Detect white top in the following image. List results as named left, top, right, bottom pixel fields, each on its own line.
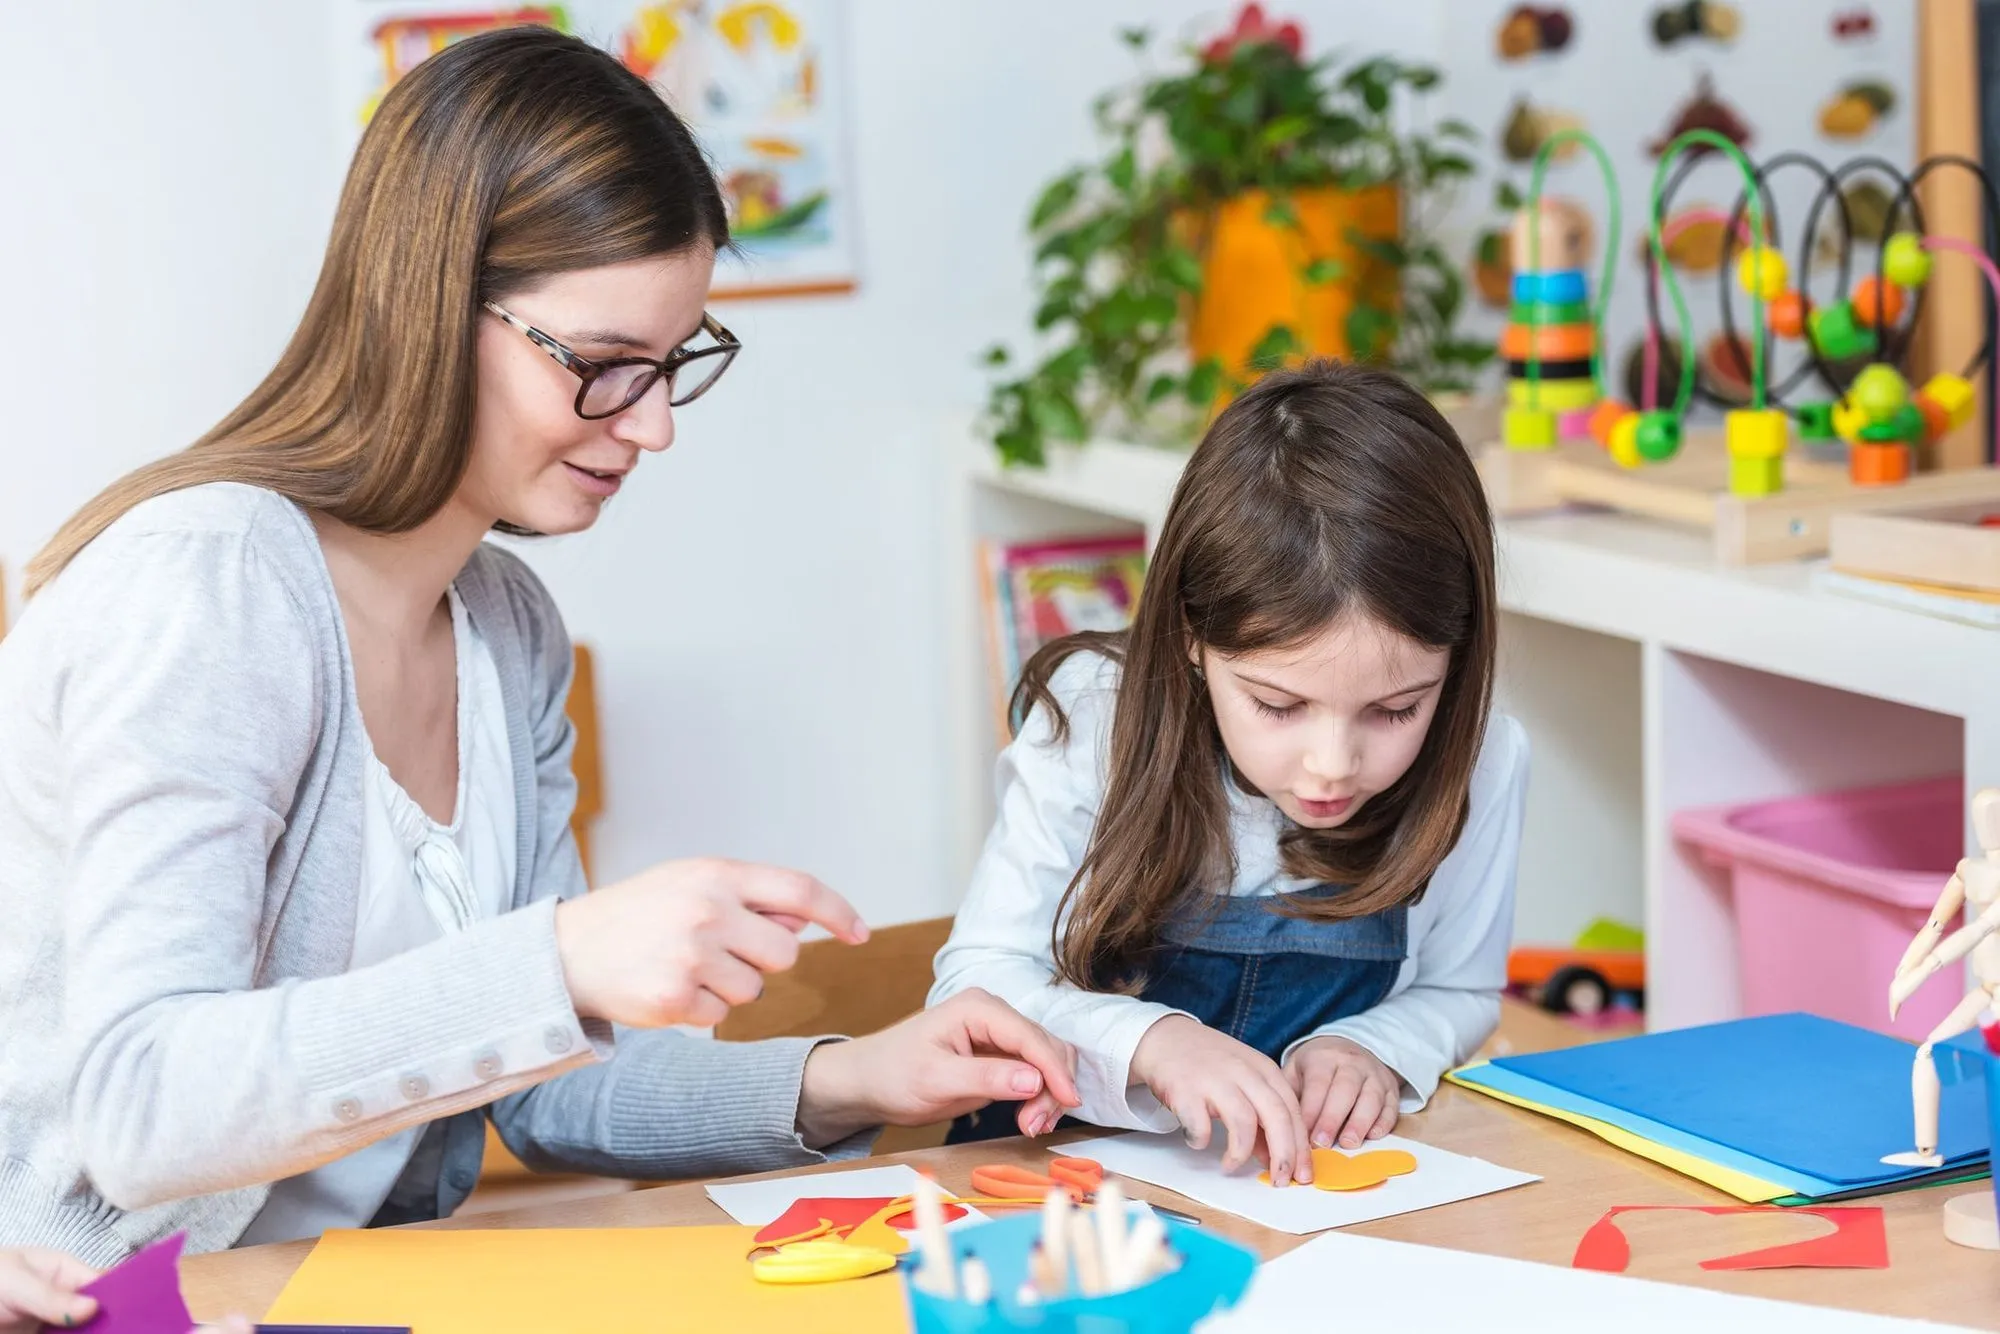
left=239, top=588, right=517, bottom=1245
left=929, top=651, right=1530, bottom=1132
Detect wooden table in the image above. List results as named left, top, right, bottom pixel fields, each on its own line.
left=181, top=1081, right=2000, bottom=1329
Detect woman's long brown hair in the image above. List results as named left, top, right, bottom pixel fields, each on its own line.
left=1015, top=360, right=1498, bottom=992
left=27, top=26, right=726, bottom=595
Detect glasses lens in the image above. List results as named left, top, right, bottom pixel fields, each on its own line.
left=669, top=348, right=735, bottom=406
left=580, top=363, right=659, bottom=418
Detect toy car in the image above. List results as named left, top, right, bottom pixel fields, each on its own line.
left=1507, top=945, right=1646, bottom=1015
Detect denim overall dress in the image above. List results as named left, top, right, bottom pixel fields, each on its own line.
left=947, top=883, right=1408, bottom=1143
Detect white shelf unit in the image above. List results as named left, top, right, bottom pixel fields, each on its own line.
left=948, top=433, right=1994, bottom=1031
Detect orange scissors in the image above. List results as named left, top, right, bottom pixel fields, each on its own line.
left=969, top=1156, right=1106, bottom=1205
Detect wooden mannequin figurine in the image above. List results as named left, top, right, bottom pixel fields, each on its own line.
left=1883, top=786, right=2000, bottom=1168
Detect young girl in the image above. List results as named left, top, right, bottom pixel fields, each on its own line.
left=933, top=360, right=1528, bottom=1187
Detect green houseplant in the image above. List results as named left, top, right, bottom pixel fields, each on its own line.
left=982, top=5, right=1491, bottom=468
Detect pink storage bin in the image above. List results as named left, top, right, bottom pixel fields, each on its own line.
left=1671, top=776, right=1967, bottom=1043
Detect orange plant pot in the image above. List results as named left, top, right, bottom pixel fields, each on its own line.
left=1184, top=184, right=1402, bottom=404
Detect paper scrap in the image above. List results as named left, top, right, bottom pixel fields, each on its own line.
left=707, top=1163, right=984, bottom=1229
left=1198, top=1230, right=1954, bottom=1333
left=1064, top=1132, right=1537, bottom=1235
left=262, top=1226, right=905, bottom=1333
left=1572, top=1205, right=1889, bottom=1273
left=752, top=1195, right=968, bottom=1247
left=75, top=1233, right=193, bottom=1334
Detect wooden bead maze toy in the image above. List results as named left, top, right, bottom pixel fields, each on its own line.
left=1479, top=134, right=2000, bottom=564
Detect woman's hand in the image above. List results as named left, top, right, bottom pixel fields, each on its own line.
left=1129, top=1016, right=1311, bottom=1185
left=1283, top=1034, right=1402, bottom=1150
left=0, top=1246, right=253, bottom=1334
left=554, top=857, right=868, bottom=1028
left=796, top=990, right=1081, bottom=1146
left=0, top=1247, right=95, bottom=1334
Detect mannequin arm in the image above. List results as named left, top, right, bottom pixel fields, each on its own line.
left=1895, top=869, right=1967, bottom=979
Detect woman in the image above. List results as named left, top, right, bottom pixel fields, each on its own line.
left=0, top=26, right=1076, bottom=1265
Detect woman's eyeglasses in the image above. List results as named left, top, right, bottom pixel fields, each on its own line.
left=483, top=301, right=741, bottom=420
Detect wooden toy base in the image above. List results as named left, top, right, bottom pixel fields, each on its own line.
left=1478, top=434, right=2000, bottom=565
left=1830, top=500, right=2000, bottom=593
left=1941, top=1192, right=1999, bottom=1250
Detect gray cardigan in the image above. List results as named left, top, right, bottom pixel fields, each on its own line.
left=0, top=483, right=857, bottom=1266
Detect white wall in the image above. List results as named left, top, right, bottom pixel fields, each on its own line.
left=1, top=2, right=1439, bottom=927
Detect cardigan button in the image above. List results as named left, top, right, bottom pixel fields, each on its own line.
left=400, top=1074, right=431, bottom=1101
left=332, top=1097, right=362, bottom=1123
left=473, top=1050, right=503, bottom=1080
left=545, top=1026, right=574, bottom=1055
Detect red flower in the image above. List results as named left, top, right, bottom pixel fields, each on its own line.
left=1202, top=3, right=1305, bottom=64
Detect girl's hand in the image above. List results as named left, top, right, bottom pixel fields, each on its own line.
left=1129, top=1016, right=1312, bottom=1185
left=555, top=857, right=868, bottom=1028
left=1284, top=1034, right=1402, bottom=1150
left=0, top=1247, right=96, bottom=1333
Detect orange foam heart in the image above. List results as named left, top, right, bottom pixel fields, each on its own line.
left=1260, top=1146, right=1419, bottom=1191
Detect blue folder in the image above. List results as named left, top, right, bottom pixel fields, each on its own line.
left=1489, top=1012, right=1989, bottom=1186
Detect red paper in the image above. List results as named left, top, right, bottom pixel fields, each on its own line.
left=1571, top=1205, right=1888, bottom=1273
left=752, top=1196, right=967, bottom=1246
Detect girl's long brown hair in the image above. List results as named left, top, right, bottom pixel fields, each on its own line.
left=27, top=26, right=726, bottom=595
left=1016, top=360, right=1498, bottom=992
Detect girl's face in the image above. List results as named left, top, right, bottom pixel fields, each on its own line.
left=1199, top=611, right=1450, bottom=830
left=458, top=248, right=716, bottom=536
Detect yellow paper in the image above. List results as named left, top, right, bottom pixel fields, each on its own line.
left=1442, top=1068, right=1789, bottom=1203
left=262, top=1225, right=911, bottom=1334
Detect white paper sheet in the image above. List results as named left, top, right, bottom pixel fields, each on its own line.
left=1196, top=1232, right=1976, bottom=1332
left=1063, top=1131, right=1539, bottom=1234
left=704, top=1164, right=986, bottom=1228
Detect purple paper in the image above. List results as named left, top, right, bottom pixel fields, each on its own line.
left=75, top=1233, right=194, bottom=1334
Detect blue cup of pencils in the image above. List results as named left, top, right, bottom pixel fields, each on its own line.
left=899, top=1179, right=1257, bottom=1334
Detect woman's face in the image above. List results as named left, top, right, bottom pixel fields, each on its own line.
left=461, top=248, right=717, bottom=535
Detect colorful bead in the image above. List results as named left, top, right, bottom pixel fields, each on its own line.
left=1919, top=372, right=1975, bottom=430
left=1634, top=411, right=1682, bottom=462
left=1727, top=407, right=1789, bottom=496
left=1726, top=407, right=1790, bottom=461
left=1795, top=401, right=1837, bottom=440
left=1882, top=232, right=1932, bottom=288
left=1504, top=406, right=1558, bottom=450
left=1856, top=402, right=1924, bottom=444
left=1507, top=377, right=1599, bottom=411
left=1913, top=392, right=1950, bottom=444
left=1558, top=407, right=1595, bottom=440
left=1588, top=399, right=1634, bottom=446
left=1852, top=275, right=1906, bottom=329
left=1512, top=270, right=1588, bottom=305
left=1768, top=290, right=1810, bottom=340
left=1736, top=246, right=1788, bottom=301
left=1850, top=441, right=1912, bottom=486
left=1808, top=302, right=1878, bottom=361
left=1831, top=397, right=1868, bottom=444
left=1607, top=411, right=1644, bottom=468
left=1849, top=364, right=1909, bottom=422
left=1509, top=299, right=1592, bottom=326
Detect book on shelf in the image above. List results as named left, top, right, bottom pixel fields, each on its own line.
left=1814, top=563, right=2000, bottom=628
left=977, top=534, right=1147, bottom=741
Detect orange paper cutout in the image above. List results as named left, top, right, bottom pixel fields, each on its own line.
left=751, top=1195, right=967, bottom=1255
left=1260, top=1147, right=1419, bottom=1191
left=1571, top=1205, right=1888, bottom=1272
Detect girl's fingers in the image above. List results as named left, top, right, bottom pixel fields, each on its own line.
left=1369, top=1085, right=1401, bottom=1140
left=1211, top=1085, right=1262, bottom=1175
left=1339, top=1080, right=1386, bottom=1151
left=1312, top=1066, right=1365, bottom=1149
left=1246, top=1071, right=1308, bottom=1185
